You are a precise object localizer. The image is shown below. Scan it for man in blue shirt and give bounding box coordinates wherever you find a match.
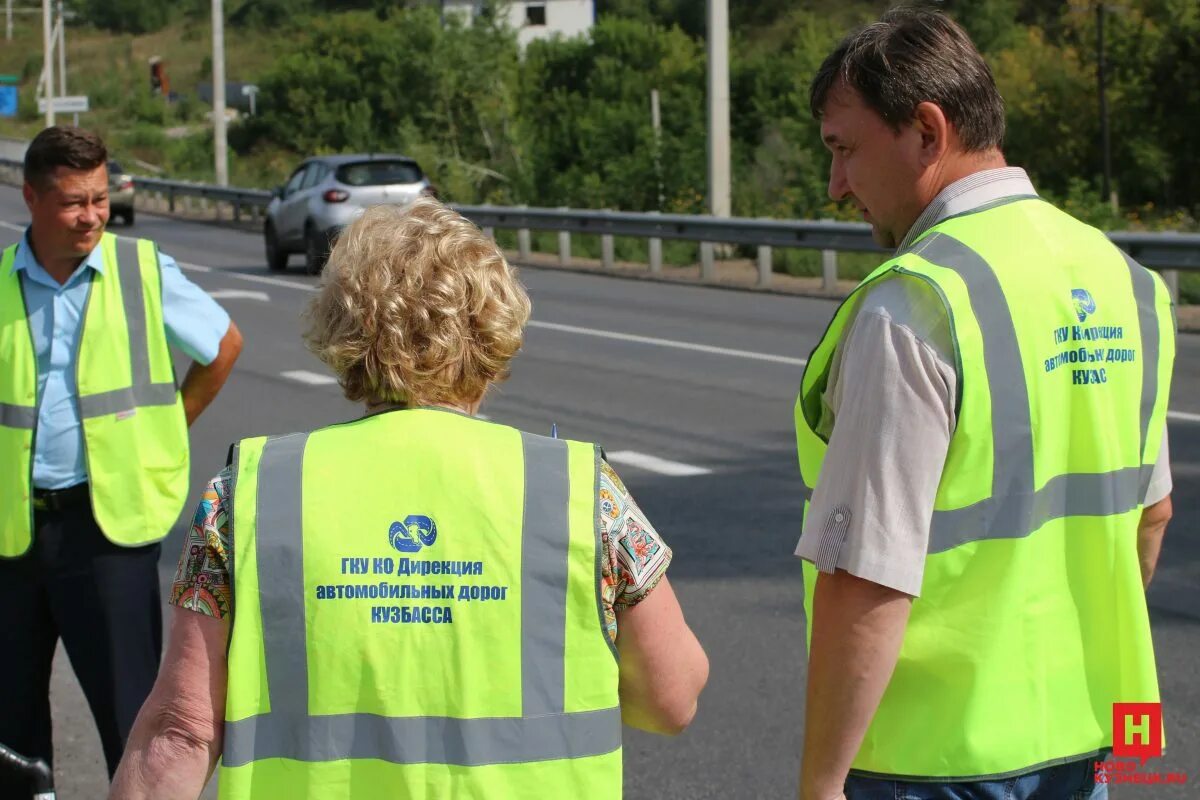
[0,126,243,793]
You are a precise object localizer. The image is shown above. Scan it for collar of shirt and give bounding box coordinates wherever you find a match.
[9,227,106,290]
[897,167,1038,253]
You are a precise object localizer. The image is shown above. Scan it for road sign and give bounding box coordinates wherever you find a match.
[0,86,16,118]
[37,95,88,114]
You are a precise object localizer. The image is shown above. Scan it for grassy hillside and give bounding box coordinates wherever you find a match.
[0,13,294,186]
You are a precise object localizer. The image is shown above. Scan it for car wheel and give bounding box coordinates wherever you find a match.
[304,225,329,275]
[265,224,288,272]
[124,208,135,225]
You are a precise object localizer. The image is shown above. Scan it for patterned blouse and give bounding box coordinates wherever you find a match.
[170,460,672,643]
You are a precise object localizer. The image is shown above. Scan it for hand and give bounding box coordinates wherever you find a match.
[799,785,848,800]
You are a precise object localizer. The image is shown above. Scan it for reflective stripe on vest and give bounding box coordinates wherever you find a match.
[78,237,179,418]
[799,232,1161,554]
[222,430,622,768]
[0,402,35,428]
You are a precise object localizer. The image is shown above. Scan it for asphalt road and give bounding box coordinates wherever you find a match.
[1,188,1197,799]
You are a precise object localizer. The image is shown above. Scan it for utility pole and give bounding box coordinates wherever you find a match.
[6,0,13,42]
[702,0,730,275]
[56,1,64,96]
[651,88,664,211]
[707,0,730,220]
[212,0,228,185]
[42,0,53,126]
[1095,2,1114,210]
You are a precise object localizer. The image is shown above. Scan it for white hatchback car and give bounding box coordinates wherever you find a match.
[264,154,435,274]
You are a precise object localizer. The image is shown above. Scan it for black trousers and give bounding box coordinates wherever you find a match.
[0,501,162,797]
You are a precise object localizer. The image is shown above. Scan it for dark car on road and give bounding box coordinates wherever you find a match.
[263,154,435,274]
[108,161,135,225]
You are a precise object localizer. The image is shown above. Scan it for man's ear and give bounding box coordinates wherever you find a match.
[22,180,37,211]
[912,101,951,167]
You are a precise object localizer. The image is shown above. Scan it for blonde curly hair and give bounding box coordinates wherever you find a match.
[303,198,532,407]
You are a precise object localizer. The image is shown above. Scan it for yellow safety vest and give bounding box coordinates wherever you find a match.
[221,408,622,799]
[795,197,1175,780]
[0,233,189,556]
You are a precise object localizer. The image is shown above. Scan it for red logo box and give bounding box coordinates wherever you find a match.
[1113,702,1163,765]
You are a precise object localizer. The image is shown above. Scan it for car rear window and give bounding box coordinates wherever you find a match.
[108,161,123,174]
[335,160,423,187]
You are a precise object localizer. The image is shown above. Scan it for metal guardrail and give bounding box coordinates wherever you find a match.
[454,203,883,287]
[457,205,885,251]
[1108,231,1200,270]
[0,136,28,162]
[0,154,1195,297]
[131,175,272,223]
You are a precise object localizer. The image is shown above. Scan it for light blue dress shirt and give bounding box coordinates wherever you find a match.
[11,231,231,489]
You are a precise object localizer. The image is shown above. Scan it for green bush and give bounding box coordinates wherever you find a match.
[1180,274,1200,306]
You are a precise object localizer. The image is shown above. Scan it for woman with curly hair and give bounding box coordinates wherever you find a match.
[112,199,708,800]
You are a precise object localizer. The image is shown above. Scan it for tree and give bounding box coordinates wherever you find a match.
[81,0,171,34]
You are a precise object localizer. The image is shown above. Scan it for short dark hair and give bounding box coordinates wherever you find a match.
[809,7,1005,152]
[23,126,108,190]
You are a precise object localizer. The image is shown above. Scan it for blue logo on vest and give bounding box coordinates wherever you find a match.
[389,516,438,553]
[1072,289,1096,323]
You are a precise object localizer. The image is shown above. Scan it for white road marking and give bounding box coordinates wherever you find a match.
[178,262,312,291]
[606,450,712,477]
[208,288,270,301]
[280,370,337,386]
[526,320,808,366]
[1169,410,1200,424]
[0,220,23,232]
[178,257,811,367]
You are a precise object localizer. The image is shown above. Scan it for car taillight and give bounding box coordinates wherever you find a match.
[119,180,133,191]
[323,189,349,203]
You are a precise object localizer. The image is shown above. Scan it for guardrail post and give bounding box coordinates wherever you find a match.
[821,249,839,293]
[1162,269,1180,305]
[558,207,571,267]
[234,201,241,223]
[700,242,715,281]
[648,210,663,274]
[757,245,772,288]
[483,226,495,240]
[517,205,531,261]
[601,213,615,270]
[168,187,176,213]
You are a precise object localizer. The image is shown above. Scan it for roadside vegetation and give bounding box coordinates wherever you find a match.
[1,0,1196,294]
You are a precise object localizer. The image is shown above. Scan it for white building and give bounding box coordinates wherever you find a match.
[442,1,595,48]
